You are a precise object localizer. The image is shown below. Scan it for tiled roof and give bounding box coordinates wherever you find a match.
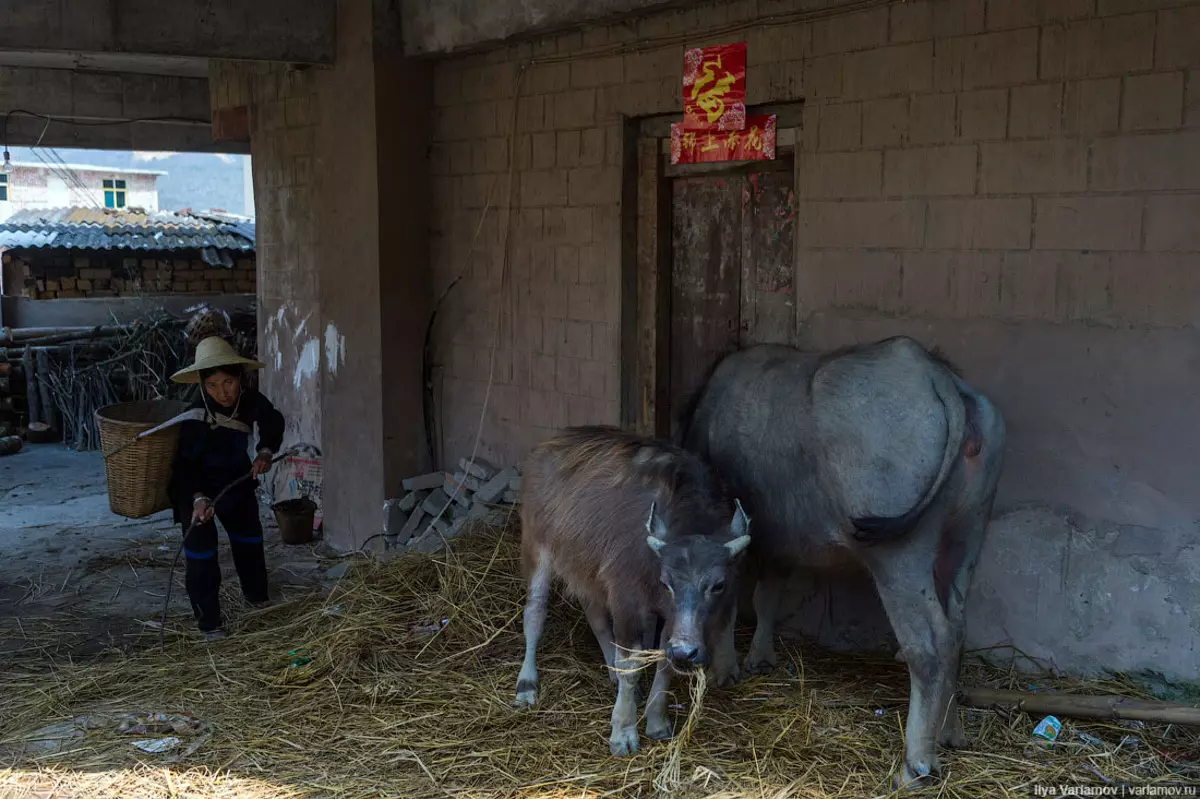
[0,207,256,267]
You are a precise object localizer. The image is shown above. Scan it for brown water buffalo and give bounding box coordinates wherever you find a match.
[514,425,752,756]
[677,337,1005,789]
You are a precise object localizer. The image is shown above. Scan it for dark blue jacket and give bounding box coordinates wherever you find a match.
[168,388,285,522]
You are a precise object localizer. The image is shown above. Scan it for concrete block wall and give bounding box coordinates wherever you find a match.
[787,1,1200,328]
[430,56,627,466]
[431,0,1200,681]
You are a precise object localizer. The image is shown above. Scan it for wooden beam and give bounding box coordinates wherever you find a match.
[960,687,1200,727]
[0,0,336,64]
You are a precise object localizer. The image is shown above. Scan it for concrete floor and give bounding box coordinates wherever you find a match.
[0,444,334,659]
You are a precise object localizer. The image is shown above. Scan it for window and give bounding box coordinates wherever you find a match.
[103,178,126,208]
[0,174,8,202]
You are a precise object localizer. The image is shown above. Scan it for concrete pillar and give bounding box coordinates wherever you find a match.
[312,0,432,549]
[216,0,431,551]
[313,0,388,550]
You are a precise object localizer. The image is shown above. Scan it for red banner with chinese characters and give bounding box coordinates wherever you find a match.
[671,114,777,164]
[682,42,747,131]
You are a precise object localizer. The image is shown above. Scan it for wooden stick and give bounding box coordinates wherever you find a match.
[959,687,1200,726]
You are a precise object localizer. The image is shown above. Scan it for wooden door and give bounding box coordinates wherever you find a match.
[669,175,742,437]
[667,163,795,435]
[739,170,797,346]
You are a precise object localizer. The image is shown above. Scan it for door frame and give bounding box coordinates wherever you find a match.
[619,102,802,438]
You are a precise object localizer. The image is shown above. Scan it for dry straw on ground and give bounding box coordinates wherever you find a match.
[1,524,1197,799]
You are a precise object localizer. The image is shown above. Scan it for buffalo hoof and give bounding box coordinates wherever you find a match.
[610,726,641,757]
[646,717,673,741]
[939,721,968,750]
[709,662,742,688]
[513,680,538,709]
[891,759,940,792]
[744,657,776,676]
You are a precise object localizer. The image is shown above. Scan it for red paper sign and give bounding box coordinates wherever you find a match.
[671,115,777,165]
[682,42,747,131]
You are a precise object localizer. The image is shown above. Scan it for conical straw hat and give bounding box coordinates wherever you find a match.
[170,336,266,384]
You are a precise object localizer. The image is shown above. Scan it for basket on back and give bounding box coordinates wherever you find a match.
[96,400,190,519]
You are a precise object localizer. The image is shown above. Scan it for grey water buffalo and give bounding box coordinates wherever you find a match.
[514,425,752,756]
[677,337,1005,789]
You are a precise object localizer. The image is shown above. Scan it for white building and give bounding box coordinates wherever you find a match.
[0,162,165,222]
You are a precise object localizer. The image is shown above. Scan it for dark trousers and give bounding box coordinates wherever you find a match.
[178,486,269,631]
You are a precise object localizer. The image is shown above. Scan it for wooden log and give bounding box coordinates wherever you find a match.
[35,350,57,432]
[0,328,126,347]
[0,344,114,357]
[22,347,42,427]
[3,325,124,339]
[959,687,1200,727]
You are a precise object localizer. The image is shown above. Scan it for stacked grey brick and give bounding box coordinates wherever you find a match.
[382,457,522,554]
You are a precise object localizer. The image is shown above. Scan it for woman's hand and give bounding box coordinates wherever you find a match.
[252,450,273,477]
[192,496,215,524]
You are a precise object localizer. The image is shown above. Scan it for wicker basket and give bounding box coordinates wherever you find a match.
[96,399,191,519]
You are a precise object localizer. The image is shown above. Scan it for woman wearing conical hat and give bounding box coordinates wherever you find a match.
[167,336,285,642]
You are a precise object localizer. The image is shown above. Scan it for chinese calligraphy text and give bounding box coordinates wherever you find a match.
[682,42,747,132]
[671,114,777,164]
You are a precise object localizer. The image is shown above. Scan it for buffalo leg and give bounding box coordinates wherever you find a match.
[935,394,1004,750]
[745,570,783,674]
[709,598,741,687]
[867,557,958,790]
[644,658,674,740]
[608,612,644,756]
[932,509,988,750]
[584,599,620,687]
[514,551,552,708]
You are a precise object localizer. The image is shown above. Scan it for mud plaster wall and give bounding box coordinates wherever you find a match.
[431,0,1200,682]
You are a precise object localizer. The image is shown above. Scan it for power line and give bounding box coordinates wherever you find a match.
[42,147,106,208]
[26,147,104,209]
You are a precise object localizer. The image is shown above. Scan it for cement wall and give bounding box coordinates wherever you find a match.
[0,293,253,329]
[401,0,683,56]
[376,53,435,495]
[0,66,223,154]
[429,0,1200,681]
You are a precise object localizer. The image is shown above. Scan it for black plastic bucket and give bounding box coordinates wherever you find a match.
[272,497,317,545]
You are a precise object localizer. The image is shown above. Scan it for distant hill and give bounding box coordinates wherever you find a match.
[7,147,253,217]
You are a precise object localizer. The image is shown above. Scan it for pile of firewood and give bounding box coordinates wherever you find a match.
[0,307,256,450]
